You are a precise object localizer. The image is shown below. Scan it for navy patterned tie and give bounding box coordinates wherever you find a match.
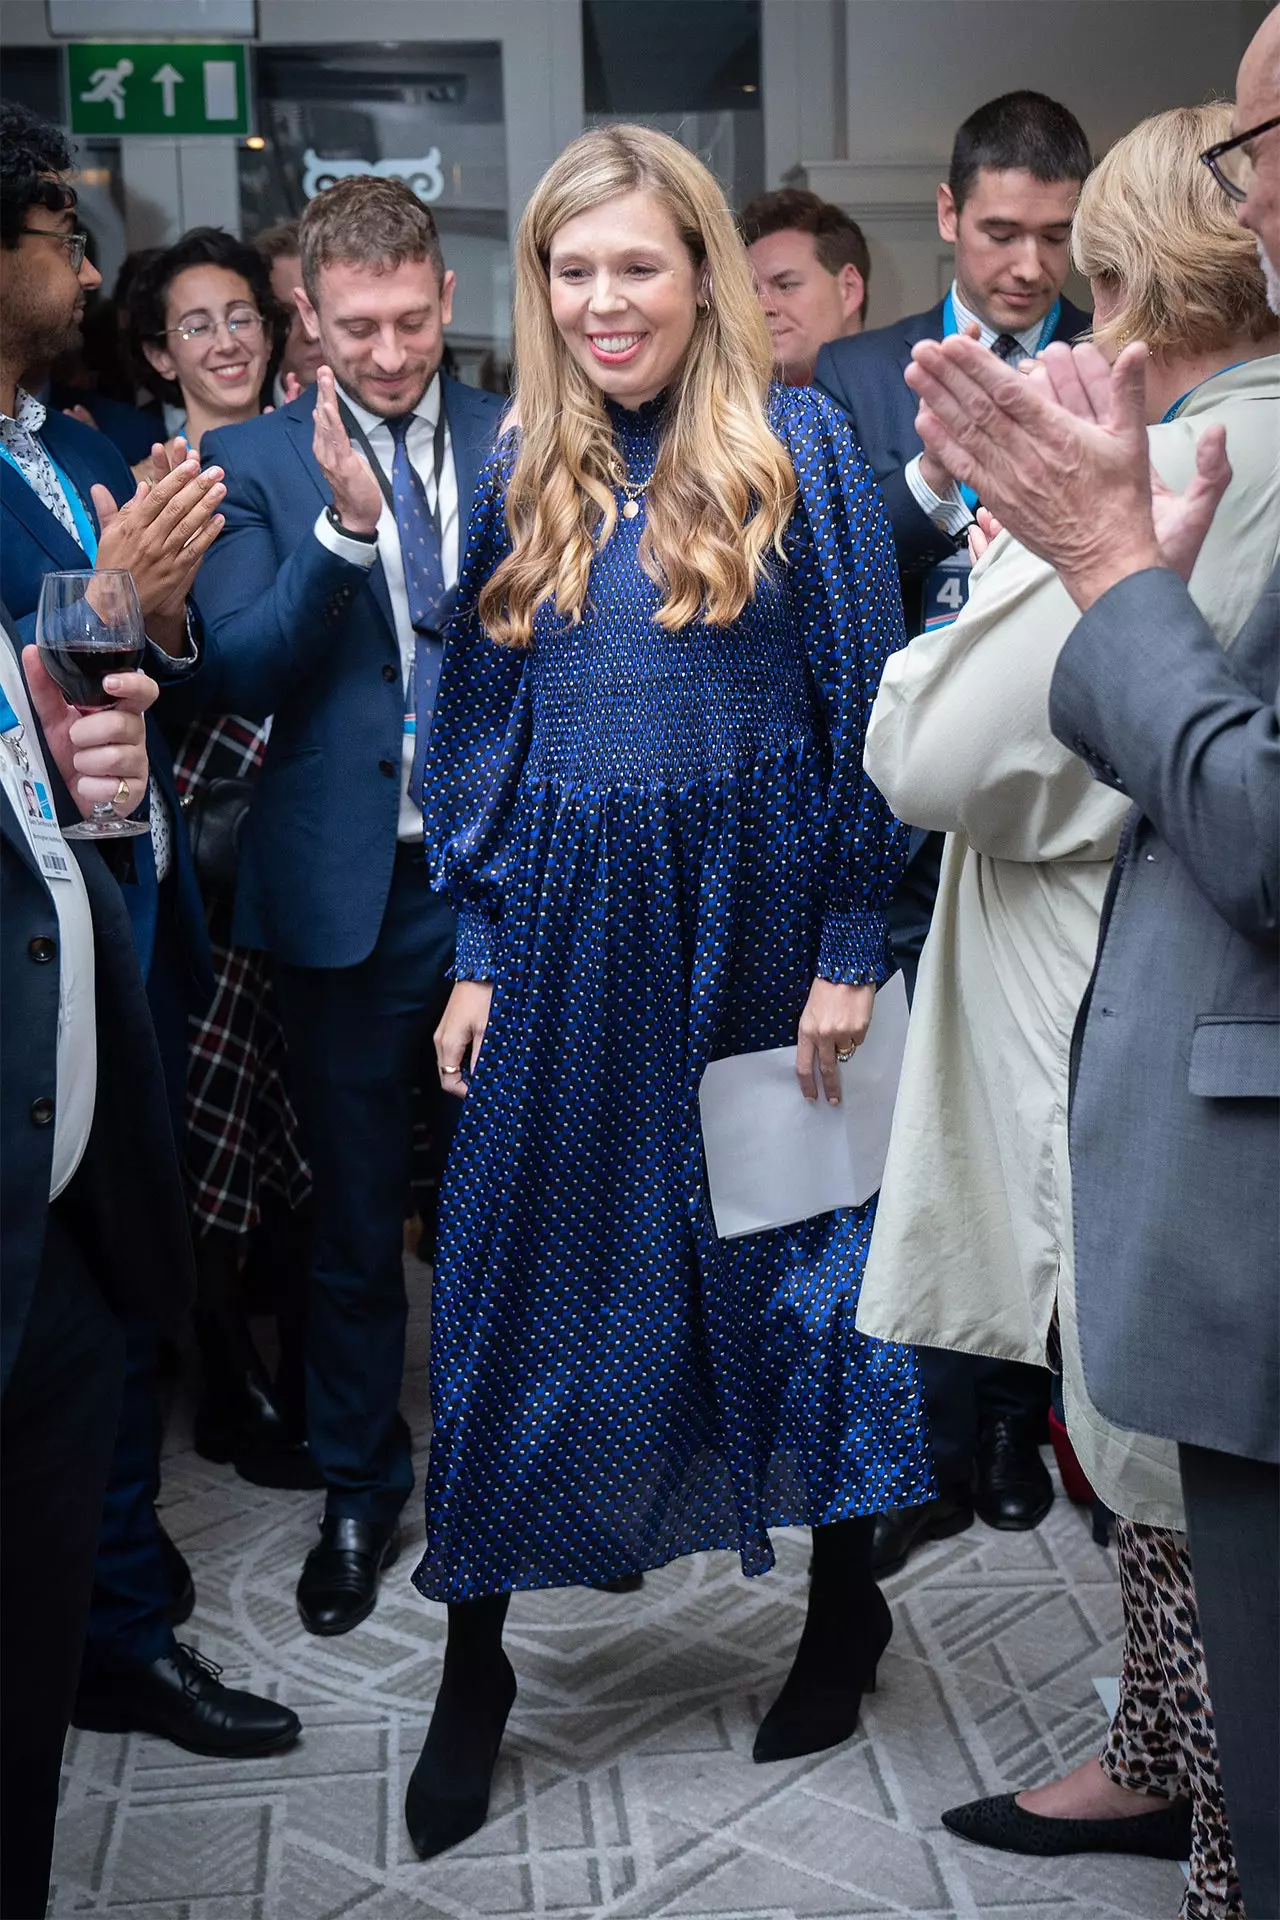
[991,332,1024,364]
[388,413,446,634]
[387,414,447,774]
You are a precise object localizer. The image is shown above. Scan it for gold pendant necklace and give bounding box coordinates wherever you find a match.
[617,458,657,520]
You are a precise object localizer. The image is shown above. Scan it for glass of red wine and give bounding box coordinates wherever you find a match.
[36,569,149,841]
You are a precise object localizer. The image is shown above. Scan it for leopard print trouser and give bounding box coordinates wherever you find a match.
[1101,1518,1244,1919]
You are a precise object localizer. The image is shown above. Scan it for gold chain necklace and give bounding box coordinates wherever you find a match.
[616,458,657,520]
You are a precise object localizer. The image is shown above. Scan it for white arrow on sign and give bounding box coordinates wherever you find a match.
[152,62,184,118]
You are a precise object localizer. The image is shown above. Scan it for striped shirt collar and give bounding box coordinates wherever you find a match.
[948,282,1051,360]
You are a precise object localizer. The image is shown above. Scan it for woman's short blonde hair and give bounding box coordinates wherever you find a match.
[1073,103,1277,357]
[478,123,794,647]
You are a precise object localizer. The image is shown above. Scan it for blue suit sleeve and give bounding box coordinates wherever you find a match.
[421,439,529,981]
[772,385,911,983]
[814,336,958,582]
[185,423,374,720]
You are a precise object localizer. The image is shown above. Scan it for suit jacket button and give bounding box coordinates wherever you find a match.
[30,1096,55,1126]
[28,936,57,963]
[382,663,398,683]
[378,758,395,777]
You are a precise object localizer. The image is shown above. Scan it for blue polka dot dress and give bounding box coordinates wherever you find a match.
[413,383,933,1604]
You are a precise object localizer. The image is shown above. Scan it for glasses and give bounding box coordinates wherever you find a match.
[21,227,89,271]
[163,309,265,345]
[1200,114,1280,201]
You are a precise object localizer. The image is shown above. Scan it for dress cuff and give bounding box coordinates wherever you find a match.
[452,904,497,982]
[903,453,974,539]
[817,906,893,985]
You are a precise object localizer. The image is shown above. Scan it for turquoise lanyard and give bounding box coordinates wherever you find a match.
[1160,361,1248,425]
[0,439,99,560]
[941,291,1062,509]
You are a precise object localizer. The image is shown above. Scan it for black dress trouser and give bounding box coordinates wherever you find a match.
[1,1195,126,1920]
[1180,1443,1280,1920]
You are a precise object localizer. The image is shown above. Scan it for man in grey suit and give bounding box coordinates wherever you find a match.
[897,17,1279,1913]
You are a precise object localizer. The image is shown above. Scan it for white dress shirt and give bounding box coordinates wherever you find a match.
[313,372,459,839]
[0,642,97,1199]
[904,283,1056,536]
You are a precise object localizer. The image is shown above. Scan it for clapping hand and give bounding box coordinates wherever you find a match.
[90,457,226,648]
[132,433,191,487]
[1028,341,1233,584]
[313,365,381,536]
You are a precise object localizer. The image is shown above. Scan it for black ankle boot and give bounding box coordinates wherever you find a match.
[754,1518,891,1764]
[405,1595,514,1860]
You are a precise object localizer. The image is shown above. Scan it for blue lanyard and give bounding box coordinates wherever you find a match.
[941,292,1062,510]
[1160,361,1248,425]
[0,439,99,560]
[942,289,1062,355]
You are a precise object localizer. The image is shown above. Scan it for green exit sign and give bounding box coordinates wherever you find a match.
[67,42,250,137]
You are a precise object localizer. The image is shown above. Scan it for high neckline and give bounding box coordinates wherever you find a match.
[604,390,668,435]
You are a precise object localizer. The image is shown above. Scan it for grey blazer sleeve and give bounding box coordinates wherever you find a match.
[1049,565,1279,945]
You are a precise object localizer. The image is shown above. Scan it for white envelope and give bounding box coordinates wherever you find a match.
[698,970,910,1239]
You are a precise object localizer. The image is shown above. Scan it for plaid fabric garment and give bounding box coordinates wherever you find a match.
[174,714,312,1238]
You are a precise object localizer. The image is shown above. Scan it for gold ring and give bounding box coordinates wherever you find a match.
[836,1044,857,1064]
[112,778,130,808]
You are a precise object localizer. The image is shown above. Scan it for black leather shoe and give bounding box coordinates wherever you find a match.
[157,1522,196,1627]
[942,1790,1192,1860]
[871,1493,974,1577]
[973,1416,1055,1530]
[583,1571,645,1594]
[296,1516,401,1636]
[194,1393,325,1491]
[72,1643,300,1758]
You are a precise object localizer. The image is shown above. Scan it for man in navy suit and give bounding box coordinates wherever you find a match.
[1,99,298,1764]
[815,92,1093,1575]
[190,177,504,1635]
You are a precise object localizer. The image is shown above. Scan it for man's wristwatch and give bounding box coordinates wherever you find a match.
[326,504,378,543]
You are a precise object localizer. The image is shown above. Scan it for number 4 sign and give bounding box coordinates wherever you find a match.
[67,42,251,137]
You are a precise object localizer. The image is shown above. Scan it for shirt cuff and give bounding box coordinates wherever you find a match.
[313,506,378,568]
[144,603,199,673]
[451,904,497,982]
[817,907,894,986]
[904,454,974,538]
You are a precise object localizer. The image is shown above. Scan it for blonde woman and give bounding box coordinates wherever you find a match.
[406,123,932,1857]
[858,105,1278,1919]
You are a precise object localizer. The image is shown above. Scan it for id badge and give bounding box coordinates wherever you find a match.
[5,758,73,881]
[922,552,972,632]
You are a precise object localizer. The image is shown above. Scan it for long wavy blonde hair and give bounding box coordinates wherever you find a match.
[479,123,795,647]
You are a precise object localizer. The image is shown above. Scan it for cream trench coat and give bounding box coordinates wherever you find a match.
[857,356,1280,1530]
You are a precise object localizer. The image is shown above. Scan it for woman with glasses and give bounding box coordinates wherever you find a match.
[129,228,278,478]
[858,104,1278,1920]
[126,231,319,1492]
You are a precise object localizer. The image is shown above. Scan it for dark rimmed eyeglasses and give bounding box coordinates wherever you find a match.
[21,226,89,271]
[1200,114,1280,201]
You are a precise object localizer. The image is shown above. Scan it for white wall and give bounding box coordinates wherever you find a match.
[765,0,1269,324]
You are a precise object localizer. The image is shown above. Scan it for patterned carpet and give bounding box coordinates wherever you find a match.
[52,1258,1187,1920]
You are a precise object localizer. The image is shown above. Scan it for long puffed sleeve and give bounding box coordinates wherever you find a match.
[421,439,530,981]
[771,384,910,983]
